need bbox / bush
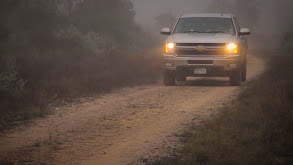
[0,56,26,98]
[54,25,111,55]
[282,32,293,54]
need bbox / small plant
[282,32,293,54]
[0,56,26,98]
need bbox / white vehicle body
[160,13,250,86]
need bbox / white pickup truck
[160,13,250,86]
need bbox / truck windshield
[174,17,235,34]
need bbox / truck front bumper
[163,54,241,77]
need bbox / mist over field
[132,0,293,49]
[132,0,293,31]
[131,0,212,27]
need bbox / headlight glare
[167,43,175,49]
[226,43,239,55]
[165,42,175,54]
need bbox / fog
[131,0,293,50]
[131,0,212,27]
[132,0,293,36]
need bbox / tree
[208,0,260,29]
[70,0,138,44]
[233,0,259,29]
[155,12,177,29]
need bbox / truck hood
[166,33,237,44]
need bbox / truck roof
[181,13,235,19]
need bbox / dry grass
[0,41,162,131]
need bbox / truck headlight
[165,42,175,54]
[226,43,239,55]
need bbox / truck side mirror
[239,28,250,36]
[160,28,171,35]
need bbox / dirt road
[0,55,264,165]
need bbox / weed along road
[0,55,264,165]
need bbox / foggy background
[132,0,293,49]
[131,0,212,27]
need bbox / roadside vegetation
[153,52,293,165]
[0,0,161,131]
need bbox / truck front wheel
[163,71,176,86]
[241,59,247,82]
[230,69,242,86]
[176,75,186,81]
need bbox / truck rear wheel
[230,69,242,86]
[163,71,175,86]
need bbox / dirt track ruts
[0,55,265,165]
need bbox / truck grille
[187,60,213,64]
[175,43,226,56]
[175,49,225,55]
[176,43,226,47]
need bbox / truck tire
[163,71,175,86]
[176,75,186,81]
[241,58,247,82]
[230,69,242,86]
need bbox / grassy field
[153,54,293,165]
